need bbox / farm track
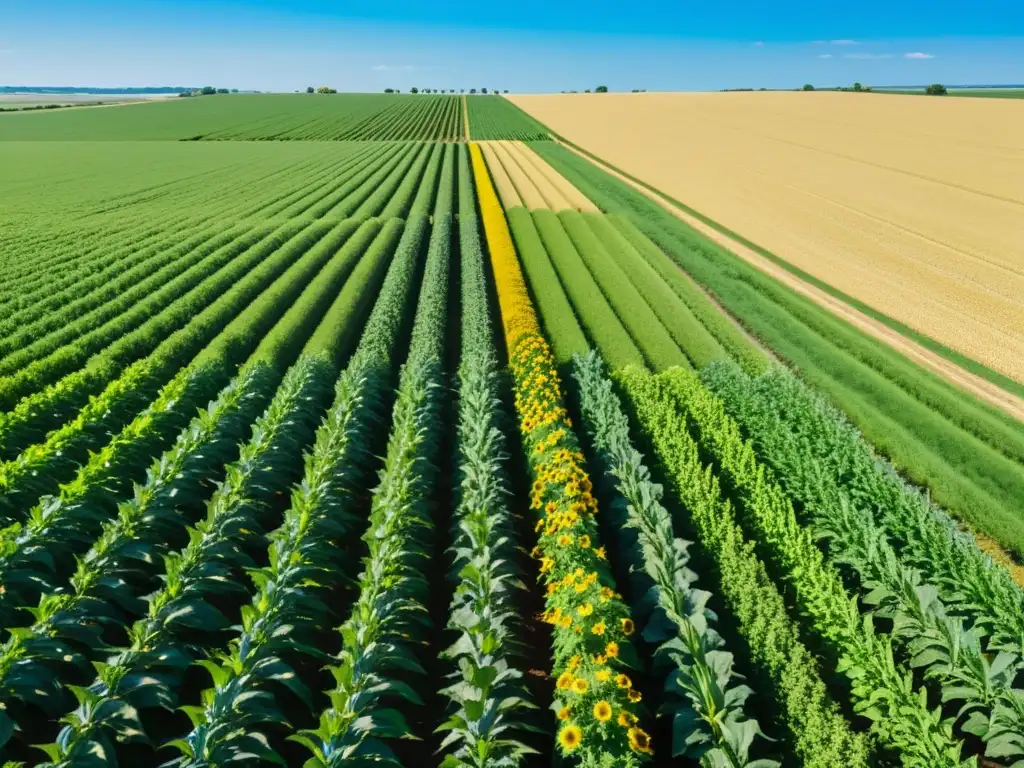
[554,138,1024,422]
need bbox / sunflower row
[471,143,653,764]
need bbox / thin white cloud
[371,64,416,72]
[818,53,834,59]
[753,41,764,47]
[904,52,935,59]
[831,39,859,45]
[844,53,894,59]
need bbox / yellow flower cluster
[469,143,540,347]
[512,333,651,762]
[471,144,651,762]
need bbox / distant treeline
[1,86,195,94]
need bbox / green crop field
[0,92,1022,768]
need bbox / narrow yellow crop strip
[470,141,652,766]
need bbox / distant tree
[201,86,217,95]
[216,88,229,94]
[802,83,815,91]
[231,89,239,93]
[460,88,465,93]
[584,89,591,93]
[595,85,608,92]
[759,87,767,91]
[853,81,863,91]
[306,86,315,94]
[503,90,508,93]
[410,87,419,94]
[384,88,394,93]
[925,83,947,95]
[481,87,488,94]
[316,86,335,94]
[470,88,477,94]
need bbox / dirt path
[513,141,598,212]
[558,140,1024,423]
[462,96,470,141]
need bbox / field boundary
[544,133,1024,401]
[553,137,1024,422]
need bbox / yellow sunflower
[572,678,588,694]
[558,724,583,752]
[628,727,653,755]
[593,700,613,723]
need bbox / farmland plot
[1,88,1023,768]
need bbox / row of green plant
[530,140,1024,556]
[530,209,644,370]
[44,353,335,766]
[165,210,440,765]
[650,367,970,765]
[617,367,875,768]
[504,206,589,363]
[298,201,451,765]
[582,213,735,371]
[572,352,777,766]
[558,211,687,371]
[0,219,407,756]
[467,96,550,140]
[0,219,371,529]
[1,140,409,399]
[436,145,538,767]
[0,220,306,464]
[0,220,297,414]
[701,360,1024,763]
[0,220,240,360]
[265,142,401,219]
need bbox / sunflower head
[556,672,573,690]
[571,677,588,694]
[628,688,643,703]
[618,711,638,728]
[605,641,620,658]
[621,618,635,635]
[557,706,571,721]
[628,727,653,755]
[558,724,583,752]
[593,700,613,722]
[615,673,632,689]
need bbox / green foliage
[584,213,729,369]
[46,354,335,765]
[925,84,948,95]
[504,207,588,363]
[466,96,550,140]
[300,204,451,766]
[437,147,538,767]
[558,210,687,371]
[616,367,872,768]
[0,94,465,140]
[531,209,643,370]
[572,352,778,767]
[702,360,1024,762]
[654,367,970,765]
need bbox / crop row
[0,94,465,141]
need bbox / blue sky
[3,0,1023,92]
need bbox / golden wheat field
[509,91,1024,381]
